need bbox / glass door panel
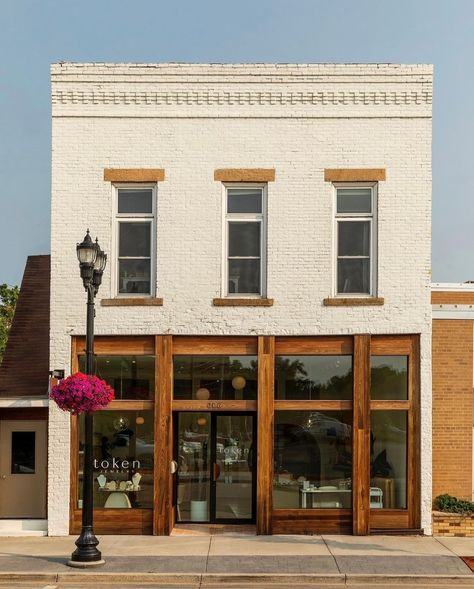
[214,414,254,521]
[176,413,211,522]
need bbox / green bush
[435,494,474,516]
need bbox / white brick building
[49,63,432,536]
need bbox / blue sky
[1,0,473,285]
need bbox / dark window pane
[371,356,408,400]
[228,222,260,257]
[274,411,352,509]
[119,223,151,257]
[337,259,370,294]
[78,410,154,509]
[275,356,352,400]
[371,411,407,509]
[173,355,258,400]
[337,188,372,214]
[11,432,35,474]
[118,189,153,214]
[338,221,370,256]
[227,189,262,213]
[228,259,260,294]
[118,259,151,294]
[79,355,155,400]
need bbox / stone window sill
[213,298,274,307]
[101,298,164,307]
[323,297,384,307]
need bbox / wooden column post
[257,335,274,535]
[353,334,371,535]
[153,335,173,535]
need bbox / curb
[0,571,474,585]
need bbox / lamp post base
[67,558,106,568]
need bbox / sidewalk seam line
[321,534,343,577]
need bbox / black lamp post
[68,230,107,567]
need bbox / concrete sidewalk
[1,534,474,585]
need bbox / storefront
[68,334,420,535]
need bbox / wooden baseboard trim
[101,298,164,306]
[213,298,274,307]
[323,297,384,307]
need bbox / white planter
[190,500,208,521]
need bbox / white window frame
[112,183,157,297]
[222,183,267,298]
[333,183,377,297]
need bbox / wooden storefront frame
[69,333,421,536]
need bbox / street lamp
[68,230,107,567]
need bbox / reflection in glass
[337,258,370,294]
[215,414,254,520]
[78,410,154,509]
[11,432,35,474]
[337,188,372,214]
[275,356,352,400]
[118,189,153,214]
[370,411,407,509]
[228,223,261,257]
[173,356,258,400]
[227,189,262,213]
[371,356,408,400]
[118,259,151,294]
[338,221,370,257]
[274,411,352,509]
[79,355,155,400]
[119,223,151,257]
[176,413,211,522]
[228,259,260,294]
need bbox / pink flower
[50,372,115,414]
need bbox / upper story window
[115,185,156,296]
[335,185,377,296]
[224,185,266,296]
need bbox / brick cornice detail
[324,168,386,182]
[104,169,165,182]
[214,169,275,182]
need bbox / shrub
[435,494,474,516]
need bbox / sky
[0,0,473,286]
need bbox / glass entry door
[175,412,255,523]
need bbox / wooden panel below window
[275,336,353,355]
[272,509,352,534]
[172,336,257,355]
[370,335,413,355]
[369,509,410,529]
[73,336,155,355]
[274,400,352,411]
[71,509,153,535]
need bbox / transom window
[335,186,376,296]
[224,186,266,296]
[115,186,156,296]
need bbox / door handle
[212,463,220,481]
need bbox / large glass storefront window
[78,355,155,400]
[173,355,258,400]
[370,411,407,509]
[274,411,352,509]
[371,356,408,400]
[275,356,353,400]
[78,410,154,509]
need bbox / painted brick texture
[432,319,473,501]
[49,63,432,535]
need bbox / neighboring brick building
[49,63,432,537]
[432,284,474,502]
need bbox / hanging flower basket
[50,372,115,414]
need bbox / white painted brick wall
[49,63,432,535]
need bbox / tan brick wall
[433,511,474,537]
[432,291,474,304]
[432,320,473,501]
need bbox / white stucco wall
[49,63,432,535]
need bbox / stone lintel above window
[324,169,385,182]
[104,169,165,182]
[214,169,275,182]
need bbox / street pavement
[1,534,474,586]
